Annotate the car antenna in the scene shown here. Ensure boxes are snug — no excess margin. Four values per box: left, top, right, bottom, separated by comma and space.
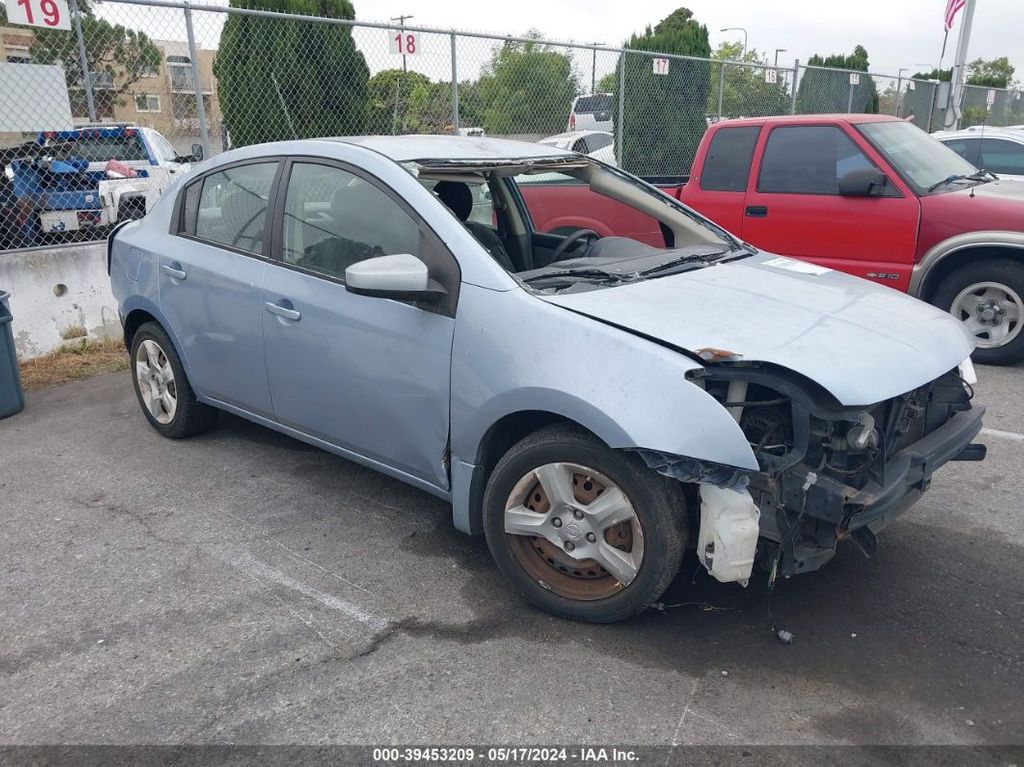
972, 118, 989, 198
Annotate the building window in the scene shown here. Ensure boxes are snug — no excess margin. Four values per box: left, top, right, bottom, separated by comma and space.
135, 93, 162, 113
166, 55, 194, 91
6, 46, 31, 64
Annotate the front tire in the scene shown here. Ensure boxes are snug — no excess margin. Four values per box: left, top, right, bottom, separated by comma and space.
483, 424, 687, 623
130, 322, 218, 439
933, 259, 1024, 365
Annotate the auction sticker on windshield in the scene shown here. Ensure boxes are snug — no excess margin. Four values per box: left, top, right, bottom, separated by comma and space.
762, 257, 831, 275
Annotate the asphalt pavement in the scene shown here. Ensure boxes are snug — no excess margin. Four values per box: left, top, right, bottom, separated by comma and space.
0, 364, 1021, 747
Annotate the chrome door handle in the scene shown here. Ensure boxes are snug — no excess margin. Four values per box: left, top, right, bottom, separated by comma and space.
264, 301, 301, 321
161, 263, 187, 280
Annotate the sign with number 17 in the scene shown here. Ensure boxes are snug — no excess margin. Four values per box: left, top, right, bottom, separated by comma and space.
4, 0, 71, 30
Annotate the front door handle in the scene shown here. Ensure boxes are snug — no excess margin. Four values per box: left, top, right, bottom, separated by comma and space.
161, 263, 187, 280
264, 301, 301, 322
745, 205, 768, 218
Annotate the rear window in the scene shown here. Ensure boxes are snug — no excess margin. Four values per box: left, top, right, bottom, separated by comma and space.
47, 135, 149, 163
700, 126, 759, 192
574, 95, 611, 113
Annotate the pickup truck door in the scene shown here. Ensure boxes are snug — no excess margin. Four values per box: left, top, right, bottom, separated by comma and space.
740, 124, 920, 292
260, 160, 456, 490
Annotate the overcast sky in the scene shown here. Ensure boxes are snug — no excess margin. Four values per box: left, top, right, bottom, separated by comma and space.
361, 0, 1022, 81
94, 0, 1021, 88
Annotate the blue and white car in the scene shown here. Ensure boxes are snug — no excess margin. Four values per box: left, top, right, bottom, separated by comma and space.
108, 136, 985, 623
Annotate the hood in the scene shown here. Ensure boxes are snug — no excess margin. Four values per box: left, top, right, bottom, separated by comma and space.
541, 254, 973, 406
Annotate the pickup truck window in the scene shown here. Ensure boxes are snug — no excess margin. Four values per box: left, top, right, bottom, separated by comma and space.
758, 126, 873, 195
45, 135, 149, 164
859, 119, 979, 194
700, 126, 759, 192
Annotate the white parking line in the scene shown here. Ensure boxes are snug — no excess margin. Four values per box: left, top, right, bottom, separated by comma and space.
209, 544, 387, 630
981, 427, 1024, 443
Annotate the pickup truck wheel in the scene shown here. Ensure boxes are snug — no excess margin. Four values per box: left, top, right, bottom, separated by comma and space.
483, 424, 686, 623
130, 322, 217, 439
933, 260, 1024, 365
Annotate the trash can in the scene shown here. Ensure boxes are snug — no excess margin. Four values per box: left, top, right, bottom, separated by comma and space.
0, 290, 25, 419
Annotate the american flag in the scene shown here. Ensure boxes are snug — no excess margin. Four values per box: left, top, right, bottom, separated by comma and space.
945, 0, 966, 30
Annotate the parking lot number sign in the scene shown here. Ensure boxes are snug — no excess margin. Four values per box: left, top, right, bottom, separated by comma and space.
849, 72, 860, 86
764, 69, 778, 84
652, 58, 670, 76
4, 0, 70, 29
986, 89, 996, 106
390, 30, 420, 56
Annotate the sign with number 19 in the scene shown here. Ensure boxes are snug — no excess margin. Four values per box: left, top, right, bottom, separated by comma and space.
4, 0, 71, 30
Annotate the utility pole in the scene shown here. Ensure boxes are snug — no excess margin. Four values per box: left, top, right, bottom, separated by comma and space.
774, 48, 786, 68
391, 14, 413, 133
589, 42, 604, 93
946, 0, 976, 130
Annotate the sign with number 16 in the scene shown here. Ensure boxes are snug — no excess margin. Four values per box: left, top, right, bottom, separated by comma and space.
4, 0, 71, 30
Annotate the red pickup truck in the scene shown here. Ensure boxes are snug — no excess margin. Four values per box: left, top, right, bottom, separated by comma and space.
521, 114, 1024, 364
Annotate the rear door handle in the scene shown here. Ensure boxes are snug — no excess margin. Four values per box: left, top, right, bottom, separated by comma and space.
264, 301, 301, 322
745, 205, 768, 218
161, 263, 187, 280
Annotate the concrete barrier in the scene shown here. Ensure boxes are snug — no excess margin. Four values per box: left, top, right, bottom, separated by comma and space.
0, 243, 120, 359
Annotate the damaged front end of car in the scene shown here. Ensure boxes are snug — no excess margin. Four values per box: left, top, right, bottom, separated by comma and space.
643, 360, 987, 584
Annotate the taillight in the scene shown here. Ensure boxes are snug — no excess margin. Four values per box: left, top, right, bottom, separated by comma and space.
569, 113, 576, 130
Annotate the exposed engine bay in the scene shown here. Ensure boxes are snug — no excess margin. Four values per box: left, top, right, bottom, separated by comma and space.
641, 362, 986, 583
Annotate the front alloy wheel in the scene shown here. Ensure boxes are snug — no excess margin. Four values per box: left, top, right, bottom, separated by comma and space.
483, 424, 686, 623
504, 462, 644, 600
949, 281, 1023, 351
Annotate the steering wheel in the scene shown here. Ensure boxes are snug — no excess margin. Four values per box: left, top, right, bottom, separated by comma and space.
551, 228, 601, 262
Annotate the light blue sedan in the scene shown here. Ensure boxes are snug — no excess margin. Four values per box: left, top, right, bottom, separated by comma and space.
109, 136, 985, 622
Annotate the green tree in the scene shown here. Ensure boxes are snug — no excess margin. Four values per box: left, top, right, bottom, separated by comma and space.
967, 56, 1015, 88
708, 41, 789, 119
455, 79, 485, 129
25, 1, 162, 117
796, 45, 879, 115
215, 0, 369, 146
597, 72, 617, 93
477, 31, 581, 135
612, 7, 711, 175
367, 69, 452, 134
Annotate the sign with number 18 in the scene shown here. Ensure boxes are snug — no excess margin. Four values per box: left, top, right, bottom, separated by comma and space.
389, 30, 420, 56
4, 0, 71, 30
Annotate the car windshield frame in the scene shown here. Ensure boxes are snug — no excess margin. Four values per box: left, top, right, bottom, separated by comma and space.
856, 119, 983, 195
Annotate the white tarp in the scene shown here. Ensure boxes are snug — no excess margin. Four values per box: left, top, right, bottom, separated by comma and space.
0, 63, 73, 132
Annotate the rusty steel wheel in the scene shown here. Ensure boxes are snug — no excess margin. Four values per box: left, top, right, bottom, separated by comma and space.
503, 462, 645, 601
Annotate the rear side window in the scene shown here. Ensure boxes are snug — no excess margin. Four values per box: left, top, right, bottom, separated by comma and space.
979, 139, 1024, 175
943, 137, 981, 166
700, 126, 760, 192
758, 125, 874, 194
192, 162, 277, 254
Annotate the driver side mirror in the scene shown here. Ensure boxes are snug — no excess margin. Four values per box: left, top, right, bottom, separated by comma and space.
839, 167, 888, 197
344, 253, 447, 303
190, 143, 204, 162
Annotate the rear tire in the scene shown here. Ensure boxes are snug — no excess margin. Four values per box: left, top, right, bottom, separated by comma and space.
130, 322, 218, 439
932, 259, 1024, 366
483, 424, 687, 623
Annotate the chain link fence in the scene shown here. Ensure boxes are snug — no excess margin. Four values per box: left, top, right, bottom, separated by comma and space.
1, 0, 1021, 253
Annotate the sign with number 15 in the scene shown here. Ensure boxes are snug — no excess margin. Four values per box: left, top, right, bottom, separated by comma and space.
4, 0, 71, 30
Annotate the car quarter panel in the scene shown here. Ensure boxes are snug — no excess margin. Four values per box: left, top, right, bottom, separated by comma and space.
450, 282, 758, 472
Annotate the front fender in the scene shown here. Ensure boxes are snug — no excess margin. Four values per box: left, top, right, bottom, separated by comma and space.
451, 284, 757, 472
912, 230, 1024, 297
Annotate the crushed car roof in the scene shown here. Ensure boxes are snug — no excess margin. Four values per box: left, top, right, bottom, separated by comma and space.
322, 134, 576, 163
